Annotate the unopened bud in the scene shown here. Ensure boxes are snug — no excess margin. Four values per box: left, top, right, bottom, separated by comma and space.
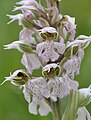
21, 17, 34, 29
78, 85, 91, 107
24, 12, 35, 21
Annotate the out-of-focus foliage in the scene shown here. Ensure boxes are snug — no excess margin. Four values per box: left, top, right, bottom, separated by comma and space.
0, 0, 91, 120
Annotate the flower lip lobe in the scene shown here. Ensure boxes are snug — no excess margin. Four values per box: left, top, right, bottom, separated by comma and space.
36, 40, 65, 63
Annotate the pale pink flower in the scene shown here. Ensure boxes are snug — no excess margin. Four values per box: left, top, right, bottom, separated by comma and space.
62, 15, 76, 41
7, 14, 23, 25
36, 40, 65, 62
21, 53, 42, 74
76, 107, 91, 120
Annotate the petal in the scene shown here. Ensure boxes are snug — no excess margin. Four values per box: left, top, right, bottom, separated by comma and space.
37, 17, 50, 28
28, 101, 38, 115
54, 42, 65, 54
28, 77, 49, 98
62, 15, 76, 41
39, 27, 58, 34
66, 15, 76, 25
38, 99, 52, 116
78, 48, 84, 62
47, 76, 73, 100
4, 41, 32, 53
19, 29, 35, 44
56, 77, 70, 98
52, 75, 79, 99
4, 41, 21, 50
36, 40, 65, 62
21, 53, 42, 74
7, 14, 23, 25
36, 42, 45, 56
66, 36, 91, 48
68, 79, 79, 90
57, 83, 70, 99
39, 27, 58, 40
76, 107, 91, 120
63, 56, 80, 79
28, 77, 47, 88
75, 35, 91, 40
3, 70, 29, 86
51, 7, 59, 25
13, 5, 37, 12
45, 0, 51, 8
41, 86, 50, 99
17, 0, 37, 5
23, 86, 31, 103
69, 28, 76, 41
78, 85, 91, 106
42, 63, 61, 76
47, 79, 58, 101
29, 99, 52, 116
62, 74, 79, 90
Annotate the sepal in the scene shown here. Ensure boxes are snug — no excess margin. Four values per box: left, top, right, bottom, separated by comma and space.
62, 90, 79, 120
4, 41, 33, 53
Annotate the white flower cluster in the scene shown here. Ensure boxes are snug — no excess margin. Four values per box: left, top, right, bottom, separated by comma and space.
2, 0, 91, 119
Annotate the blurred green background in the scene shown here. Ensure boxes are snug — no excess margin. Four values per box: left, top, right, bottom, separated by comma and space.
0, 0, 91, 120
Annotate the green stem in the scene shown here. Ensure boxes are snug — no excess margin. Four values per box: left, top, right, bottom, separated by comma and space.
56, 1, 61, 13
51, 99, 62, 120
62, 90, 79, 120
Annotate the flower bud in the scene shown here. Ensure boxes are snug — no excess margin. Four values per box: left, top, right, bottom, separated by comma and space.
39, 27, 58, 40
23, 9, 40, 20
64, 46, 79, 58
24, 12, 35, 21
1, 70, 29, 86
4, 41, 33, 53
42, 63, 61, 78
78, 85, 91, 107
21, 17, 34, 29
